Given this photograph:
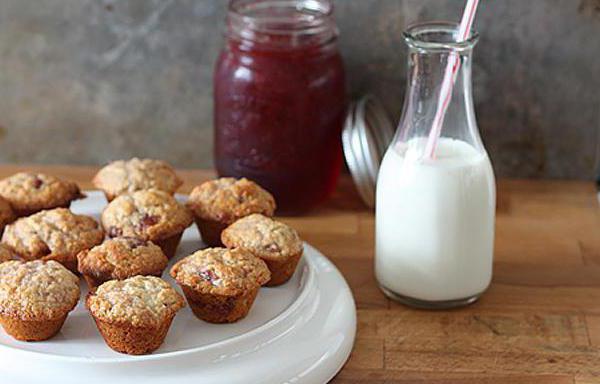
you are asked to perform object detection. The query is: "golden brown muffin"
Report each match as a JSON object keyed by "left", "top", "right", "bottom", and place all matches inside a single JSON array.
[
  {"left": 1, "top": 208, "right": 104, "bottom": 273},
  {"left": 101, "top": 189, "right": 193, "bottom": 259},
  {"left": 0, "top": 172, "right": 84, "bottom": 217},
  {"left": 0, "top": 260, "right": 80, "bottom": 341},
  {"left": 187, "top": 178, "right": 276, "bottom": 247},
  {"left": 87, "top": 275, "right": 185, "bottom": 355},
  {"left": 0, "top": 197, "right": 16, "bottom": 235},
  {"left": 77, "top": 237, "right": 169, "bottom": 290},
  {"left": 170, "top": 248, "right": 270, "bottom": 323},
  {"left": 222, "top": 214, "right": 303, "bottom": 286},
  {"left": 93, "top": 158, "right": 183, "bottom": 201}
]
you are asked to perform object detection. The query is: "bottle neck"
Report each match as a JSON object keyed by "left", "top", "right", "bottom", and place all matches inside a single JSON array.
[
  {"left": 394, "top": 22, "right": 483, "bottom": 156},
  {"left": 226, "top": 0, "right": 338, "bottom": 53}
]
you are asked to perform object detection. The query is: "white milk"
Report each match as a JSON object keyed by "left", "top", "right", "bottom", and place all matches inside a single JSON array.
[{"left": 375, "top": 137, "right": 495, "bottom": 302}]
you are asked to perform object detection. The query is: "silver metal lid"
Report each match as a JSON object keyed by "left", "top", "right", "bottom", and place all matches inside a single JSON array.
[{"left": 342, "top": 95, "right": 395, "bottom": 208}]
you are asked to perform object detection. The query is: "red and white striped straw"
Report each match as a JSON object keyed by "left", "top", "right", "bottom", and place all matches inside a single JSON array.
[{"left": 423, "top": 0, "right": 480, "bottom": 159}]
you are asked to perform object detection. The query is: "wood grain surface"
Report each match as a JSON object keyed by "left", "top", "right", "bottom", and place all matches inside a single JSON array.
[{"left": 1, "top": 165, "right": 599, "bottom": 383}]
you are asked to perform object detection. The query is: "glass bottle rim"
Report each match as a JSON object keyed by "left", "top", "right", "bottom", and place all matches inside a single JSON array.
[
  {"left": 403, "top": 21, "right": 479, "bottom": 52},
  {"left": 228, "top": 0, "right": 335, "bottom": 37}
]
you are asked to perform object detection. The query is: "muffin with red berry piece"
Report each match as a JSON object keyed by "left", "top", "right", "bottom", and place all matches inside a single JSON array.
[
  {"left": 170, "top": 247, "right": 270, "bottom": 323},
  {"left": 0, "top": 172, "right": 84, "bottom": 217},
  {"left": 93, "top": 158, "right": 183, "bottom": 202},
  {"left": 186, "top": 178, "right": 276, "bottom": 247},
  {"left": 77, "top": 237, "right": 169, "bottom": 291},
  {"left": 222, "top": 214, "right": 303, "bottom": 286},
  {"left": 101, "top": 189, "right": 193, "bottom": 259},
  {"left": 1, "top": 208, "right": 104, "bottom": 273}
]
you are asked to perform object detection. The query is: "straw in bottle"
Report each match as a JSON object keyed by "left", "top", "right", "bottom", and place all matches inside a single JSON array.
[{"left": 423, "top": 0, "right": 481, "bottom": 159}]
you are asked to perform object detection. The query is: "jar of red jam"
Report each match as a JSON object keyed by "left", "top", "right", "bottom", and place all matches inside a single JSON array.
[{"left": 214, "top": 0, "right": 347, "bottom": 214}]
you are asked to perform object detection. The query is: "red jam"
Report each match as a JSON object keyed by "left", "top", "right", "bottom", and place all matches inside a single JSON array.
[{"left": 214, "top": 0, "right": 346, "bottom": 214}]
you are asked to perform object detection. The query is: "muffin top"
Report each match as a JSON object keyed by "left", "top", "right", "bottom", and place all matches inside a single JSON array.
[
  {"left": 0, "top": 244, "right": 16, "bottom": 263},
  {"left": 77, "top": 237, "right": 168, "bottom": 281},
  {"left": 1, "top": 208, "right": 104, "bottom": 264},
  {"left": 87, "top": 276, "right": 185, "bottom": 327},
  {"left": 93, "top": 158, "right": 183, "bottom": 198},
  {"left": 101, "top": 189, "right": 193, "bottom": 241},
  {"left": 0, "top": 197, "right": 15, "bottom": 231},
  {"left": 170, "top": 248, "right": 270, "bottom": 296},
  {"left": 221, "top": 214, "right": 303, "bottom": 260},
  {"left": 0, "top": 260, "right": 80, "bottom": 320},
  {"left": 187, "top": 178, "right": 276, "bottom": 224},
  {"left": 0, "top": 172, "right": 83, "bottom": 215}
]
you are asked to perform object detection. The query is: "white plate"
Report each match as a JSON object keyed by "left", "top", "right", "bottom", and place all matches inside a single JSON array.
[{"left": 0, "top": 191, "right": 356, "bottom": 383}]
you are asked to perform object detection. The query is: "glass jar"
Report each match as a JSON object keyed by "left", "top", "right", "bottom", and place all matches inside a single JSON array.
[
  {"left": 375, "top": 22, "right": 496, "bottom": 309},
  {"left": 214, "top": 0, "right": 347, "bottom": 214}
]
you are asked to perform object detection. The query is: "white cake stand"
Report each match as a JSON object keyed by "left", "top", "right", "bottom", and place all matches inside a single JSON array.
[{"left": 0, "top": 191, "right": 356, "bottom": 384}]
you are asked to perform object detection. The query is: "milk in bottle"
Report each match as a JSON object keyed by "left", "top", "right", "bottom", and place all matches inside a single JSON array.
[{"left": 376, "top": 138, "right": 495, "bottom": 305}]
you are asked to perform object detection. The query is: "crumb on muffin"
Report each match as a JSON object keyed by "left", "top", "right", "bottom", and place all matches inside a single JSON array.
[
  {"left": 101, "top": 189, "right": 193, "bottom": 241},
  {"left": 187, "top": 178, "right": 276, "bottom": 224},
  {"left": 170, "top": 248, "right": 270, "bottom": 296},
  {"left": 87, "top": 275, "right": 185, "bottom": 328},
  {"left": 0, "top": 172, "right": 84, "bottom": 216},
  {"left": 1, "top": 208, "right": 104, "bottom": 271},
  {"left": 0, "top": 260, "right": 80, "bottom": 320},
  {"left": 221, "top": 214, "right": 303, "bottom": 260},
  {"left": 77, "top": 237, "right": 168, "bottom": 281},
  {"left": 93, "top": 158, "right": 183, "bottom": 199}
]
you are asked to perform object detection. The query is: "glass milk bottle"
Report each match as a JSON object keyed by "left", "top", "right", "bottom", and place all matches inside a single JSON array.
[{"left": 375, "top": 22, "right": 496, "bottom": 309}]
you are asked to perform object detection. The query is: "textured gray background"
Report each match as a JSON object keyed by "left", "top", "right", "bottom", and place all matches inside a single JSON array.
[{"left": 0, "top": 0, "right": 598, "bottom": 179}]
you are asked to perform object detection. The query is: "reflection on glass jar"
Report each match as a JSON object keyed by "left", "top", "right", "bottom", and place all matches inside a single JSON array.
[{"left": 214, "top": 0, "right": 347, "bottom": 214}]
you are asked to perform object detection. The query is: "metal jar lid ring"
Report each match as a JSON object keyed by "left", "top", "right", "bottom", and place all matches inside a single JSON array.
[{"left": 342, "top": 95, "right": 395, "bottom": 208}]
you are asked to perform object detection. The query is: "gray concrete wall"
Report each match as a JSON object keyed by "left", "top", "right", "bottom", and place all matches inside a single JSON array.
[{"left": 0, "top": 0, "right": 598, "bottom": 179}]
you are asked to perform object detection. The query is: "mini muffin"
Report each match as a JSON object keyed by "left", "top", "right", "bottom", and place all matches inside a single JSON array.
[
  {"left": 101, "top": 189, "right": 193, "bottom": 259},
  {"left": 222, "top": 214, "right": 303, "bottom": 286},
  {"left": 0, "top": 197, "right": 16, "bottom": 235},
  {"left": 77, "top": 237, "right": 169, "bottom": 290},
  {"left": 0, "top": 244, "right": 17, "bottom": 263},
  {"left": 1, "top": 208, "right": 104, "bottom": 273},
  {"left": 0, "top": 172, "right": 84, "bottom": 217},
  {"left": 93, "top": 158, "right": 183, "bottom": 201},
  {"left": 170, "top": 248, "right": 270, "bottom": 323},
  {"left": 187, "top": 178, "right": 276, "bottom": 247},
  {"left": 0, "top": 260, "right": 80, "bottom": 341},
  {"left": 86, "top": 275, "right": 185, "bottom": 355}
]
